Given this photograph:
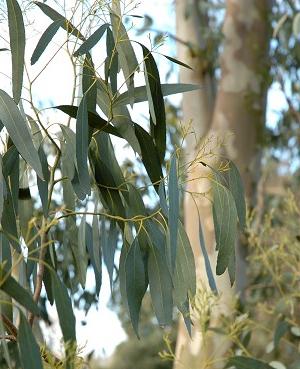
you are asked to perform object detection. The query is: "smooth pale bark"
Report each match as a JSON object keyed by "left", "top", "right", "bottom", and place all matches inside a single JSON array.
[{"left": 175, "top": 1, "right": 271, "bottom": 368}]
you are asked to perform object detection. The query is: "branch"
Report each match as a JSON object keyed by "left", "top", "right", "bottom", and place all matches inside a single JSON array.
[{"left": 1, "top": 313, "right": 18, "bottom": 338}]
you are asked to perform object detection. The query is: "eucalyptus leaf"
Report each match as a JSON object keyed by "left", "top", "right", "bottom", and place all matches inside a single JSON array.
[
  {"left": 212, "top": 177, "right": 238, "bottom": 276},
  {"left": 168, "top": 155, "right": 179, "bottom": 271},
  {"left": 18, "top": 312, "right": 43, "bottom": 369},
  {"left": 0, "top": 272, "right": 39, "bottom": 315},
  {"left": 114, "top": 83, "right": 200, "bottom": 107},
  {"left": 0, "top": 90, "right": 44, "bottom": 179},
  {"left": 34, "top": 1, "right": 85, "bottom": 41},
  {"left": 31, "top": 19, "right": 64, "bottom": 65},
  {"left": 6, "top": 0, "right": 25, "bottom": 103},
  {"left": 74, "top": 23, "right": 109, "bottom": 57},
  {"left": 51, "top": 272, "right": 76, "bottom": 343},
  {"left": 142, "top": 44, "right": 166, "bottom": 162},
  {"left": 124, "top": 238, "right": 148, "bottom": 336},
  {"left": 76, "top": 96, "right": 91, "bottom": 196}
]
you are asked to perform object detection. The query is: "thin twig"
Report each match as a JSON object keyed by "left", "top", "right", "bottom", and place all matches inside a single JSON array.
[{"left": 1, "top": 314, "right": 17, "bottom": 337}]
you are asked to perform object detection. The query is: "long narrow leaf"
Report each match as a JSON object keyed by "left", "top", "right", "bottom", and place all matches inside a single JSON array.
[
  {"left": 142, "top": 45, "right": 166, "bottom": 162},
  {"left": 31, "top": 20, "right": 63, "bottom": 65},
  {"left": 34, "top": 2, "right": 85, "bottom": 41},
  {"left": 74, "top": 23, "right": 109, "bottom": 57},
  {"left": 6, "top": 0, "right": 25, "bottom": 103},
  {"left": 18, "top": 312, "right": 43, "bottom": 369},
  {"left": 76, "top": 96, "right": 91, "bottom": 196},
  {"left": 168, "top": 155, "right": 179, "bottom": 271},
  {"left": 114, "top": 83, "right": 201, "bottom": 107},
  {"left": 0, "top": 90, "right": 44, "bottom": 179}
]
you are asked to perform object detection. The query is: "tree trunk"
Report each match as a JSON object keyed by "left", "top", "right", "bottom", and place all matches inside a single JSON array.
[{"left": 174, "top": 1, "right": 271, "bottom": 368}]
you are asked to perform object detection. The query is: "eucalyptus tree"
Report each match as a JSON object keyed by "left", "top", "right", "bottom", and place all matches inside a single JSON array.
[{"left": 0, "top": 0, "right": 244, "bottom": 368}]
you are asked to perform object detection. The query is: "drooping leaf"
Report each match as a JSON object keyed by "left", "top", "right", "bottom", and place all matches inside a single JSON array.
[
  {"left": 225, "top": 356, "right": 273, "bottom": 369},
  {"left": 51, "top": 272, "right": 76, "bottom": 343},
  {"left": 114, "top": 83, "right": 200, "bottom": 107},
  {"left": 198, "top": 215, "right": 218, "bottom": 293},
  {"left": 124, "top": 238, "right": 148, "bottom": 336},
  {"left": 134, "top": 124, "right": 163, "bottom": 192},
  {"left": 91, "top": 144, "right": 126, "bottom": 222},
  {"left": 225, "top": 161, "right": 246, "bottom": 229},
  {"left": 34, "top": 1, "right": 85, "bottom": 41},
  {"left": 18, "top": 312, "right": 43, "bottom": 369},
  {"left": 92, "top": 212, "right": 102, "bottom": 286},
  {"left": 71, "top": 167, "right": 87, "bottom": 201},
  {"left": 31, "top": 19, "right": 64, "bottom": 65},
  {"left": 74, "top": 23, "right": 109, "bottom": 57},
  {"left": 102, "top": 220, "right": 118, "bottom": 291},
  {"left": 173, "top": 223, "right": 196, "bottom": 308},
  {"left": 168, "top": 155, "right": 179, "bottom": 271},
  {"left": 212, "top": 176, "right": 238, "bottom": 276},
  {"left": 142, "top": 45, "right": 166, "bottom": 162},
  {"left": 2, "top": 146, "right": 18, "bottom": 178},
  {"left": 6, "top": 0, "right": 25, "bottom": 103},
  {"left": 77, "top": 215, "right": 88, "bottom": 288},
  {"left": 0, "top": 155, "right": 5, "bottom": 223},
  {"left": 76, "top": 95, "right": 91, "bottom": 196},
  {"left": 37, "top": 144, "right": 49, "bottom": 217},
  {"left": 0, "top": 90, "right": 44, "bottom": 179},
  {"left": 94, "top": 131, "right": 126, "bottom": 195},
  {"left": 0, "top": 272, "right": 39, "bottom": 315},
  {"left": 110, "top": 4, "right": 139, "bottom": 93},
  {"left": 105, "top": 28, "right": 119, "bottom": 94},
  {"left": 82, "top": 54, "right": 97, "bottom": 113},
  {"left": 1, "top": 185, "right": 19, "bottom": 252},
  {"left": 86, "top": 223, "right": 101, "bottom": 295},
  {"left": 148, "top": 242, "right": 173, "bottom": 326},
  {"left": 163, "top": 54, "right": 193, "bottom": 70}
]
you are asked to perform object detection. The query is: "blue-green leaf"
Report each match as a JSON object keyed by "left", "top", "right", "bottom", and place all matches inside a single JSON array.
[
  {"left": 34, "top": 2, "right": 85, "bottom": 41},
  {"left": 51, "top": 272, "right": 76, "bottom": 343},
  {"left": 0, "top": 155, "right": 5, "bottom": 223},
  {"left": 0, "top": 90, "right": 44, "bottom": 179},
  {"left": 226, "top": 161, "right": 246, "bottom": 229},
  {"left": 198, "top": 215, "right": 218, "bottom": 293},
  {"left": 163, "top": 54, "right": 193, "bottom": 70},
  {"left": 82, "top": 54, "right": 97, "bottom": 113},
  {"left": 76, "top": 96, "right": 90, "bottom": 196},
  {"left": 124, "top": 238, "right": 147, "bottom": 336},
  {"left": 102, "top": 220, "right": 118, "bottom": 291},
  {"left": 6, "top": 0, "right": 25, "bottom": 103},
  {"left": 168, "top": 155, "right": 179, "bottom": 271},
  {"left": 31, "top": 19, "right": 63, "bottom": 65},
  {"left": 148, "top": 242, "right": 173, "bottom": 326},
  {"left": 0, "top": 272, "right": 39, "bottom": 315},
  {"left": 18, "top": 312, "right": 43, "bottom": 369},
  {"left": 74, "top": 23, "right": 109, "bottom": 57},
  {"left": 86, "top": 223, "right": 101, "bottom": 295},
  {"left": 114, "top": 83, "right": 200, "bottom": 107},
  {"left": 37, "top": 144, "right": 49, "bottom": 217},
  {"left": 142, "top": 45, "right": 166, "bottom": 162},
  {"left": 77, "top": 215, "right": 88, "bottom": 288},
  {"left": 105, "top": 28, "right": 118, "bottom": 95},
  {"left": 110, "top": 6, "right": 139, "bottom": 92},
  {"left": 173, "top": 222, "right": 196, "bottom": 307},
  {"left": 212, "top": 177, "right": 238, "bottom": 276}
]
